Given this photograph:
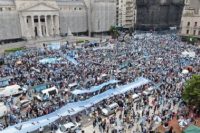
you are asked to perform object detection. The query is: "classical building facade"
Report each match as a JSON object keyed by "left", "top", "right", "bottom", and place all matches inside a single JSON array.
[
  {"left": 180, "top": 0, "right": 200, "bottom": 38},
  {"left": 116, "top": 0, "right": 136, "bottom": 29},
  {"left": 0, "top": 0, "right": 116, "bottom": 42}
]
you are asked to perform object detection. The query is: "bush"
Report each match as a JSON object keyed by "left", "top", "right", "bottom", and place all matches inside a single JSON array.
[
  {"left": 109, "top": 26, "right": 120, "bottom": 39},
  {"left": 85, "top": 40, "right": 89, "bottom": 43},
  {"left": 76, "top": 40, "right": 85, "bottom": 44},
  {"left": 185, "top": 36, "right": 198, "bottom": 44},
  {"left": 4, "top": 47, "right": 25, "bottom": 53}
]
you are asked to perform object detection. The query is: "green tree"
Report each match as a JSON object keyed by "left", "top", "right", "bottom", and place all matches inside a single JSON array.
[
  {"left": 185, "top": 36, "right": 198, "bottom": 45},
  {"left": 109, "top": 26, "right": 120, "bottom": 39},
  {"left": 182, "top": 75, "right": 200, "bottom": 109}
]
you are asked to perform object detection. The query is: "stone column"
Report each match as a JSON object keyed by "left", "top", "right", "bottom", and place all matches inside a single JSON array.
[
  {"left": 23, "top": 16, "right": 28, "bottom": 38},
  {"left": 45, "top": 15, "right": 49, "bottom": 37},
  {"left": 38, "top": 15, "right": 42, "bottom": 37},
  {"left": 54, "top": 15, "right": 57, "bottom": 35},
  {"left": 55, "top": 15, "right": 60, "bottom": 35},
  {"left": 51, "top": 15, "right": 54, "bottom": 36},
  {"left": 31, "top": 16, "right": 35, "bottom": 38}
]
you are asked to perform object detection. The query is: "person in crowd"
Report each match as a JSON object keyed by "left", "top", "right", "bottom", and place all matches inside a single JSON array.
[{"left": 0, "top": 32, "right": 199, "bottom": 132}]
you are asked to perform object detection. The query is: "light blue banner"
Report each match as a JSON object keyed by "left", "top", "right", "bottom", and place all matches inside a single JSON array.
[
  {"left": 66, "top": 56, "right": 78, "bottom": 65},
  {"left": 71, "top": 79, "right": 119, "bottom": 95},
  {"left": 2, "top": 77, "right": 150, "bottom": 133},
  {"left": 39, "top": 58, "right": 61, "bottom": 64}
]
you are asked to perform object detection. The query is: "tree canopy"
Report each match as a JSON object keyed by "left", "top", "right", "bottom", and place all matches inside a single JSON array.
[
  {"left": 182, "top": 75, "right": 200, "bottom": 108},
  {"left": 185, "top": 36, "right": 198, "bottom": 45},
  {"left": 109, "top": 26, "right": 120, "bottom": 39}
]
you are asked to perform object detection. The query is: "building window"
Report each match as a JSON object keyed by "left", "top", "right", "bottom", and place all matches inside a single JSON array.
[
  {"left": 79, "top": 8, "right": 81, "bottom": 10},
  {"left": 187, "top": 22, "right": 190, "bottom": 26},
  {"left": 41, "top": 18, "right": 45, "bottom": 22},
  {"left": 8, "top": 7, "right": 11, "bottom": 11},
  {"left": 186, "top": 30, "right": 189, "bottom": 34},
  {"left": 193, "top": 30, "right": 196, "bottom": 35},
  {"left": 194, "top": 22, "right": 197, "bottom": 27},
  {"left": 0, "top": 8, "right": 2, "bottom": 11},
  {"left": 74, "top": 8, "right": 76, "bottom": 10},
  {"left": 34, "top": 19, "right": 38, "bottom": 23}
]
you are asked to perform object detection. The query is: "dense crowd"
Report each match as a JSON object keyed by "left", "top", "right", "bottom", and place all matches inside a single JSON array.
[{"left": 0, "top": 32, "right": 199, "bottom": 132}]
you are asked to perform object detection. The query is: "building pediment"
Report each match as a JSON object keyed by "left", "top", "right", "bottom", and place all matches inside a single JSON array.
[{"left": 21, "top": 3, "right": 59, "bottom": 12}]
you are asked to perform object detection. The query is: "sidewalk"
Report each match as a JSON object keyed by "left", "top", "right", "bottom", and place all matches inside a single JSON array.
[{"left": 0, "top": 36, "right": 103, "bottom": 55}]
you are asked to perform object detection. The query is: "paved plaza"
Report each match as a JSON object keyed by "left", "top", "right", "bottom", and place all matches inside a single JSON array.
[{"left": 0, "top": 32, "right": 199, "bottom": 133}]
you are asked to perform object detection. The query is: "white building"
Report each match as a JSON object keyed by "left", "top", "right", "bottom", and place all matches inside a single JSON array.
[
  {"left": 91, "top": 0, "right": 116, "bottom": 33},
  {"left": 0, "top": 0, "right": 116, "bottom": 42},
  {"left": 180, "top": 0, "right": 200, "bottom": 38},
  {"left": 116, "top": 0, "right": 136, "bottom": 29}
]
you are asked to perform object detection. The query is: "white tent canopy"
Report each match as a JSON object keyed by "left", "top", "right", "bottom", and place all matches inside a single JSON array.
[
  {"left": 182, "top": 50, "right": 196, "bottom": 58},
  {"left": 179, "top": 120, "right": 188, "bottom": 127},
  {"left": 182, "top": 69, "right": 189, "bottom": 74}
]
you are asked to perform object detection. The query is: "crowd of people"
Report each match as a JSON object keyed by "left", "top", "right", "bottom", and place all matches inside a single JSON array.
[{"left": 0, "top": 32, "right": 199, "bottom": 132}]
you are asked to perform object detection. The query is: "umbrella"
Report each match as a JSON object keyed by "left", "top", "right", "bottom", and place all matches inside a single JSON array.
[
  {"left": 179, "top": 120, "right": 188, "bottom": 127},
  {"left": 185, "top": 66, "right": 193, "bottom": 72},
  {"left": 182, "top": 69, "right": 189, "bottom": 74},
  {"left": 184, "top": 125, "right": 200, "bottom": 133},
  {"left": 154, "top": 116, "right": 162, "bottom": 124},
  {"left": 16, "top": 60, "right": 22, "bottom": 65}
]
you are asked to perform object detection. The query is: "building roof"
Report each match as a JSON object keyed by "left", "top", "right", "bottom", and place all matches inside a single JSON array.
[
  {"left": 94, "top": 0, "right": 115, "bottom": 2},
  {"left": 56, "top": 0, "right": 85, "bottom": 6},
  {"left": 57, "top": 0, "right": 83, "bottom": 1},
  {"left": 0, "top": 0, "right": 15, "bottom": 6},
  {"left": 0, "top": 0, "right": 85, "bottom": 6}
]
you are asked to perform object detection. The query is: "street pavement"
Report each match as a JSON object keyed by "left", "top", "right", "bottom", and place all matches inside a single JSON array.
[{"left": 81, "top": 96, "right": 179, "bottom": 133}]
